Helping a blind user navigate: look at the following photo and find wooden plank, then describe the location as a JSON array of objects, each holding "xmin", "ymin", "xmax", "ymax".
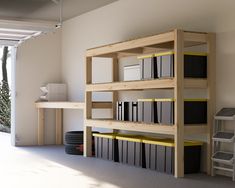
[
  {"xmin": 85, "ymin": 119, "xmax": 175, "ymax": 135},
  {"xmin": 86, "ymin": 31, "xmax": 174, "ymax": 57},
  {"xmin": 184, "ymin": 125, "xmax": 208, "ymax": 135},
  {"xmin": 92, "ymin": 102, "xmax": 112, "ymax": 109},
  {"xmin": 38, "ymin": 108, "xmax": 45, "ymax": 146},
  {"xmin": 86, "ymin": 79, "xmax": 175, "ymax": 92},
  {"xmin": 184, "ymin": 78, "xmax": 207, "ymax": 88},
  {"xmin": 86, "ymin": 57, "xmax": 92, "ymax": 84},
  {"xmin": 112, "ymin": 57, "xmax": 119, "ymax": 120},
  {"xmin": 84, "ymin": 91, "xmax": 92, "ymax": 157},
  {"xmin": 35, "ymin": 102, "xmax": 85, "ymax": 109},
  {"xmin": 174, "ymin": 29, "xmax": 184, "ymax": 178},
  {"xmin": 206, "ymin": 33, "xmax": 216, "ymax": 175},
  {"xmin": 184, "ymin": 31, "xmax": 207, "ymax": 43},
  {"xmin": 55, "ymin": 109, "xmax": 63, "ymax": 145},
  {"xmin": 84, "ymin": 54, "xmax": 93, "ymax": 157},
  {"xmin": 119, "ymin": 47, "xmax": 143, "ymax": 54}
]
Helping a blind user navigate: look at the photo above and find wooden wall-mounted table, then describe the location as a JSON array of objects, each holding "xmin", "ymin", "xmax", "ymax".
[{"xmin": 35, "ymin": 102, "xmax": 85, "ymax": 146}]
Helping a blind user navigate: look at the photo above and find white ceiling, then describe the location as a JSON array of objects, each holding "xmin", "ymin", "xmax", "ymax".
[
  {"xmin": 0, "ymin": 0, "xmax": 118, "ymax": 22},
  {"xmin": 0, "ymin": 0, "xmax": 118, "ymax": 45}
]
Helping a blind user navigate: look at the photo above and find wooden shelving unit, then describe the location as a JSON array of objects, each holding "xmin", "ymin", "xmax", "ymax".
[{"xmin": 84, "ymin": 29, "xmax": 216, "ymax": 178}]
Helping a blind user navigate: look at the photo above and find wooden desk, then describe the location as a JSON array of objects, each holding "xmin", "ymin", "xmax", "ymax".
[{"xmin": 35, "ymin": 102, "xmax": 85, "ymax": 145}]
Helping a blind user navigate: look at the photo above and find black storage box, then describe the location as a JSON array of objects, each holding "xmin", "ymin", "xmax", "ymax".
[
  {"xmin": 93, "ymin": 133, "xmax": 119, "ymax": 162},
  {"xmin": 138, "ymin": 98, "xmax": 207, "ymax": 125},
  {"xmin": 116, "ymin": 135, "xmax": 143, "ymax": 167},
  {"xmin": 184, "ymin": 52, "xmax": 207, "ymax": 78},
  {"xmin": 184, "ymin": 99, "xmax": 207, "ymax": 124},
  {"xmin": 143, "ymin": 138, "xmax": 202, "ymax": 174},
  {"xmin": 155, "ymin": 51, "xmax": 207, "ymax": 78},
  {"xmin": 138, "ymin": 52, "xmax": 207, "ymax": 79}
]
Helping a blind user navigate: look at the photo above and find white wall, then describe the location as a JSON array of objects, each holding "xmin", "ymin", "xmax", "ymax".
[
  {"xmin": 61, "ymin": 0, "xmax": 235, "ymax": 135},
  {"xmin": 15, "ymin": 30, "xmax": 61, "ymax": 145}
]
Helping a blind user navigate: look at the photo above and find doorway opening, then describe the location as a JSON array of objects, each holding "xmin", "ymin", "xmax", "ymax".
[{"xmin": 0, "ymin": 46, "xmax": 16, "ymax": 145}]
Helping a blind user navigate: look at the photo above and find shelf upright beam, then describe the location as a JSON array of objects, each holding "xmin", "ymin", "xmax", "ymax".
[
  {"xmin": 112, "ymin": 57, "xmax": 119, "ymax": 133},
  {"xmin": 84, "ymin": 57, "xmax": 93, "ymax": 157},
  {"xmin": 38, "ymin": 108, "xmax": 45, "ymax": 145},
  {"xmin": 174, "ymin": 29, "xmax": 185, "ymax": 178},
  {"xmin": 55, "ymin": 109, "xmax": 63, "ymax": 145},
  {"xmin": 207, "ymin": 33, "xmax": 216, "ymax": 175}
]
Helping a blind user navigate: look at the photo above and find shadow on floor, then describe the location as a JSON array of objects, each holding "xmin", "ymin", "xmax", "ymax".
[{"xmin": 1, "ymin": 133, "xmax": 234, "ymax": 188}]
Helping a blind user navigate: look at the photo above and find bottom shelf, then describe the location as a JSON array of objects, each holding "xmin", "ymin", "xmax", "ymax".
[{"xmin": 212, "ymin": 151, "xmax": 234, "ymax": 164}]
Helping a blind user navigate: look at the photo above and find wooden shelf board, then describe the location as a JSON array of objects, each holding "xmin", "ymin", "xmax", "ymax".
[
  {"xmin": 92, "ymin": 102, "xmax": 113, "ymax": 109},
  {"xmin": 85, "ymin": 119, "xmax": 175, "ymax": 135},
  {"xmin": 184, "ymin": 78, "xmax": 208, "ymax": 88},
  {"xmin": 184, "ymin": 124, "xmax": 208, "ymax": 135},
  {"xmin": 86, "ymin": 30, "xmax": 209, "ymax": 58},
  {"xmin": 86, "ymin": 78, "xmax": 208, "ymax": 91},
  {"xmin": 86, "ymin": 31, "xmax": 174, "ymax": 57},
  {"xmin": 35, "ymin": 102, "xmax": 85, "ymax": 109},
  {"xmin": 86, "ymin": 79, "xmax": 175, "ymax": 92}
]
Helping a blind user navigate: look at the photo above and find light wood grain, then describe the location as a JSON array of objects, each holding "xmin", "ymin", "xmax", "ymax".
[
  {"xmin": 86, "ymin": 79, "xmax": 175, "ymax": 92},
  {"xmin": 85, "ymin": 119, "xmax": 175, "ymax": 135},
  {"xmin": 174, "ymin": 29, "xmax": 184, "ymax": 178},
  {"xmin": 84, "ymin": 90, "xmax": 92, "ymax": 157},
  {"xmin": 35, "ymin": 102, "xmax": 85, "ymax": 109},
  {"xmin": 184, "ymin": 125, "xmax": 208, "ymax": 135},
  {"xmin": 55, "ymin": 109, "xmax": 63, "ymax": 145},
  {"xmin": 86, "ymin": 31, "xmax": 174, "ymax": 57},
  {"xmin": 184, "ymin": 78, "xmax": 207, "ymax": 88},
  {"xmin": 184, "ymin": 31, "xmax": 207, "ymax": 43},
  {"xmin": 92, "ymin": 102, "xmax": 112, "ymax": 109},
  {"xmin": 84, "ymin": 54, "xmax": 93, "ymax": 157},
  {"xmin": 38, "ymin": 108, "xmax": 45, "ymax": 146},
  {"xmin": 112, "ymin": 57, "xmax": 119, "ymax": 133},
  {"xmin": 86, "ymin": 57, "xmax": 92, "ymax": 84},
  {"xmin": 206, "ymin": 33, "xmax": 216, "ymax": 175}
]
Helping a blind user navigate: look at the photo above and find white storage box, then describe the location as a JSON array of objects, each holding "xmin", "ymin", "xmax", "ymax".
[
  {"xmin": 124, "ymin": 64, "xmax": 140, "ymax": 81},
  {"xmin": 40, "ymin": 83, "xmax": 67, "ymax": 101}
]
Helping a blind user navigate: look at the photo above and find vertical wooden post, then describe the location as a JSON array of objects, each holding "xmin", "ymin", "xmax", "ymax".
[
  {"xmin": 55, "ymin": 108, "xmax": 63, "ymax": 145},
  {"xmin": 38, "ymin": 108, "xmax": 45, "ymax": 145},
  {"xmin": 112, "ymin": 57, "xmax": 119, "ymax": 133},
  {"xmin": 174, "ymin": 29, "xmax": 184, "ymax": 178},
  {"xmin": 84, "ymin": 57, "xmax": 93, "ymax": 157},
  {"xmin": 207, "ymin": 33, "xmax": 216, "ymax": 175}
]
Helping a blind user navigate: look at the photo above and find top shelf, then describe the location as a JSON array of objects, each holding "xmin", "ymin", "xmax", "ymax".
[{"xmin": 86, "ymin": 30, "xmax": 209, "ymax": 57}]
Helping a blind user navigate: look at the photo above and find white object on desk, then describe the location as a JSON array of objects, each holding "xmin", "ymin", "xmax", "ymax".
[{"xmin": 40, "ymin": 83, "xmax": 67, "ymax": 101}]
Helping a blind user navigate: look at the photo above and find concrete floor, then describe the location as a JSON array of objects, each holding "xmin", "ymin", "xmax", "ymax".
[{"xmin": 0, "ymin": 132, "xmax": 234, "ymax": 188}]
